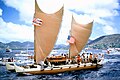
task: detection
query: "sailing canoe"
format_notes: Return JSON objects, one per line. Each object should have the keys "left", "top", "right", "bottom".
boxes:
{"left": 14, "top": 0, "right": 104, "bottom": 75}
{"left": 14, "top": 60, "right": 103, "bottom": 75}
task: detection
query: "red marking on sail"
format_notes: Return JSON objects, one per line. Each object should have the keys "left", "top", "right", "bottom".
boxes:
{"left": 32, "top": 18, "right": 43, "bottom": 26}
{"left": 67, "top": 36, "right": 75, "bottom": 44}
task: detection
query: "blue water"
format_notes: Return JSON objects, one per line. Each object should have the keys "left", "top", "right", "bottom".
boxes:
{"left": 0, "top": 50, "right": 120, "bottom": 80}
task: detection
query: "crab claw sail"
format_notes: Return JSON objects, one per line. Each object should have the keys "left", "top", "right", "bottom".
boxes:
{"left": 70, "top": 16, "right": 93, "bottom": 57}
{"left": 34, "top": 0, "right": 63, "bottom": 64}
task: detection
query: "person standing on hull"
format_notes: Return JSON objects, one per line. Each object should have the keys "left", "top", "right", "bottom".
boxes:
{"left": 93, "top": 54, "right": 98, "bottom": 64}
{"left": 77, "top": 54, "right": 81, "bottom": 65}
{"left": 89, "top": 53, "right": 93, "bottom": 62}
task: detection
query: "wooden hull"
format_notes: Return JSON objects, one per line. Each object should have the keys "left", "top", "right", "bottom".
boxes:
{"left": 14, "top": 60, "right": 103, "bottom": 75}
{"left": 6, "top": 62, "right": 15, "bottom": 71}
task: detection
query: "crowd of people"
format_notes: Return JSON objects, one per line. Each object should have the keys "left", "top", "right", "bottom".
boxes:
{"left": 44, "top": 52, "right": 104, "bottom": 66}
{"left": 75, "top": 53, "right": 104, "bottom": 65}
{"left": 2, "top": 57, "right": 14, "bottom": 62}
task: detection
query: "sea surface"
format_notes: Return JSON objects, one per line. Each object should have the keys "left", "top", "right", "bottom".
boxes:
{"left": 0, "top": 49, "right": 120, "bottom": 80}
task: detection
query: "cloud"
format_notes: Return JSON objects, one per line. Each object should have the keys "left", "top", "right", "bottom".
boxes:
{"left": 3, "top": 0, "right": 35, "bottom": 24}
{"left": 3, "top": 0, "right": 64, "bottom": 24}
{"left": 1, "top": 0, "right": 120, "bottom": 44}
{"left": 64, "top": 0, "right": 120, "bottom": 41}
{"left": 103, "top": 25, "right": 118, "bottom": 35}
{"left": 3, "top": 0, "right": 119, "bottom": 25}
{"left": 0, "top": 8, "right": 2, "bottom": 16}
{"left": 65, "top": 0, "right": 119, "bottom": 22}
{"left": 0, "top": 17, "right": 34, "bottom": 43}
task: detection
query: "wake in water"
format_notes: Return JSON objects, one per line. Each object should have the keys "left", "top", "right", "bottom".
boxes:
{"left": 103, "top": 52, "right": 120, "bottom": 63}
{"left": 107, "top": 52, "right": 120, "bottom": 55}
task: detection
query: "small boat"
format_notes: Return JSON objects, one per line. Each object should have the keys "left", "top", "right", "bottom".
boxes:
{"left": 6, "top": 62, "right": 15, "bottom": 71}
{"left": 0, "top": 58, "right": 6, "bottom": 66}
{"left": 6, "top": 59, "right": 34, "bottom": 71}
{"left": 14, "top": 0, "right": 104, "bottom": 75}
{"left": 6, "top": 46, "right": 12, "bottom": 52}
{"left": 107, "top": 48, "right": 118, "bottom": 54}
{"left": 115, "top": 48, "right": 120, "bottom": 52}
{"left": 107, "top": 48, "right": 117, "bottom": 52}
{"left": 15, "top": 51, "right": 32, "bottom": 57}
{"left": 0, "top": 57, "right": 13, "bottom": 66}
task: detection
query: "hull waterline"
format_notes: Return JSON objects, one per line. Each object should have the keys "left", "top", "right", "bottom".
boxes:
{"left": 14, "top": 61, "right": 103, "bottom": 75}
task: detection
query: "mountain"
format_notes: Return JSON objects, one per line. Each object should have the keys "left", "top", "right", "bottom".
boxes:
{"left": 0, "top": 42, "right": 6, "bottom": 49}
{"left": 87, "top": 34, "right": 120, "bottom": 49}
{"left": 0, "top": 34, "right": 120, "bottom": 50}
{"left": 0, "top": 41, "right": 34, "bottom": 50}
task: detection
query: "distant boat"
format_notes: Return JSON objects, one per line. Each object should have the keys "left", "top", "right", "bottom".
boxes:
{"left": 14, "top": 0, "right": 104, "bottom": 75}
{"left": 0, "top": 58, "right": 6, "bottom": 65}
{"left": 6, "top": 46, "right": 12, "bottom": 52}
{"left": 0, "top": 57, "right": 14, "bottom": 66}
{"left": 6, "top": 48, "right": 33, "bottom": 71}
{"left": 107, "top": 47, "right": 118, "bottom": 54}
{"left": 15, "top": 51, "right": 32, "bottom": 57}
{"left": 6, "top": 59, "right": 34, "bottom": 71}
{"left": 115, "top": 48, "right": 120, "bottom": 52}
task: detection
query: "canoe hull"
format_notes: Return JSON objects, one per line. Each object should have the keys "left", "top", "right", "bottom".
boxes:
{"left": 14, "top": 61, "right": 103, "bottom": 75}
{"left": 6, "top": 62, "right": 15, "bottom": 71}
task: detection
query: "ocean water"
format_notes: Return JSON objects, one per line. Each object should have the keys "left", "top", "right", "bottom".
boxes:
{"left": 0, "top": 50, "right": 120, "bottom": 80}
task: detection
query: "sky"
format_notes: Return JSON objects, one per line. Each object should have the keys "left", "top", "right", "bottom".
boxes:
{"left": 0, "top": 0, "right": 120, "bottom": 44}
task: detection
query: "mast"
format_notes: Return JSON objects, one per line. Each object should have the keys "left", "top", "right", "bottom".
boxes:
{"left": 34, "top": 0, "right": 63, "bottom": 64}
{"left": 69, "top": 16, "right": 93, "bottom": 57}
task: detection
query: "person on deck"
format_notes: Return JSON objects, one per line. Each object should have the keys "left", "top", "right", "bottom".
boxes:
{"left": 93, "top": 54, "right": 98, "bottom": 64}
{"left": 86, "top": 53, "right": 89, "bottom": 62}
{"left": 81, "top": 53, "right": 85, "bottom": 63}
{"left": 39, "top": 61, "right": 46, "bottom": 70}
{"left": 98, "top": 53, "right": 104, "bottom": 62}
{"left": 11, "top": 57, "right": 14, "bottom": 62}
{"left": 89, "top": 53, "right": 93, "bottom": 62}
{"left": 8, "top": 58, "right": 11, "bottom": 62}
{"left": 77, "top": 54, "right": 81, "bottom": 65}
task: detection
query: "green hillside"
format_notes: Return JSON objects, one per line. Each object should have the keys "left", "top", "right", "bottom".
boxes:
{"left": 87, "top": 34, "right": 120, "bottom": 49}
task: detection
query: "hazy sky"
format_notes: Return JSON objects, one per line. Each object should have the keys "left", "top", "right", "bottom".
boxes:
{"left": 0, "top": 0, "right": 120, "bottom": 44}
